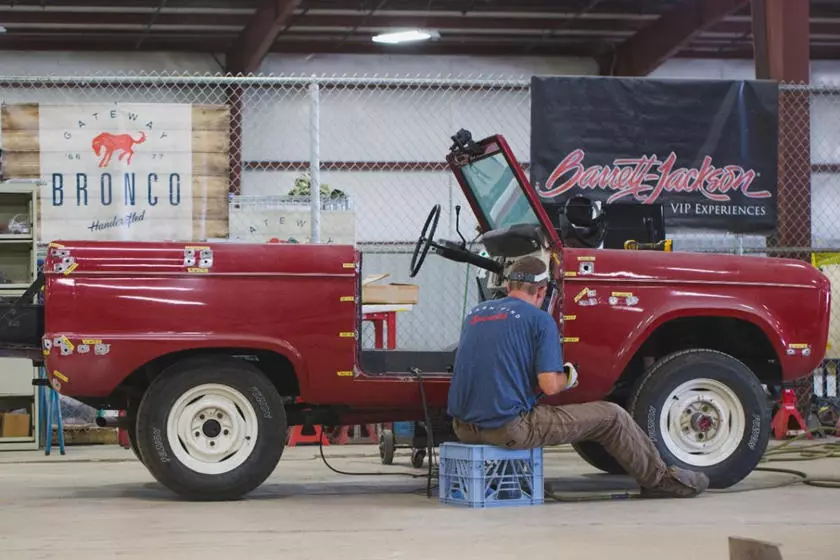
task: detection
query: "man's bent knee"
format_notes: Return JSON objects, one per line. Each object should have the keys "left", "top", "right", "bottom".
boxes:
{"left": 592, "top": 401, "right": 627, "bottom": 420}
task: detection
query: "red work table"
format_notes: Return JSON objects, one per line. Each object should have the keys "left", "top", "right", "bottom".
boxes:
{"left": 361, "top": 304, "right": 414, "bottom": 349}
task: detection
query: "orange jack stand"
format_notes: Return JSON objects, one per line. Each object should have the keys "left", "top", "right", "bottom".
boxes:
{"left": 287, "top": 424, "right": 329, "bottom": 447}
{"left": 332, "top": 424, "right": 379, "bottom": 445}
{"left": 117, "top": 410, "right": 131, "bottom": 449}
{"left": 772, "top": 388, "right": 813, "bottom": 440}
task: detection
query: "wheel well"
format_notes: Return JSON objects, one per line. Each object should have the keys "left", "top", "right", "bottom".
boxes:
{"left": 109, "top": 347, "right": 300, "bottom": 409}
{"left": 611, "top": 316, "right": 781, "bottom": 402}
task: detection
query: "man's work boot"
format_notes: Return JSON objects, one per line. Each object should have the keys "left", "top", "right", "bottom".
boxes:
{"left": 640, "top": 466, "right": 710, "bottom": 499}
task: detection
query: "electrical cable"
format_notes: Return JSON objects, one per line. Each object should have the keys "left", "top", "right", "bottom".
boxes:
{"left": 316, "top": 367, "right": 439, "bottom": 497}
{"left": 412, "top": 367, "right": 437, "bottom": 498}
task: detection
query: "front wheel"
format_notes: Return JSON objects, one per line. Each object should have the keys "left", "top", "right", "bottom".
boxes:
{"left": 628, "top": 349, "right": 770, "bottom": 489}
{"left": 135, "top": 356, "right": 287, "bottom": 501}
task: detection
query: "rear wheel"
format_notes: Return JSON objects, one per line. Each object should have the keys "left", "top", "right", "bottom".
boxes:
{"left": 135, "top": 356, "right": 287, "bottom": 501}
{"left": 126, "top": 400, "right": 142, "bottom": 464}
{"left": 628, "top": 349, "right": 770, "bottom": 489}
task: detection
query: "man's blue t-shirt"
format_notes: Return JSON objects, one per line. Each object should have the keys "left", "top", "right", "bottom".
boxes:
{"left": 447, "top": 296, "right": 564, "bottom": 429}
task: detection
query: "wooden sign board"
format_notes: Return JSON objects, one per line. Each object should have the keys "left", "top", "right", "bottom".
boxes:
{"left": 1, "top": 102, "right": 231, "bottom": 241}
{"left": 228, "top": 207, "right": 356, "bottom": 245}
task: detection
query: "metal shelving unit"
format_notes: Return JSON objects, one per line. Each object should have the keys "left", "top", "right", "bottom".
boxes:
{"left": 0, "top": 181, "right": 40, "bottom": 451}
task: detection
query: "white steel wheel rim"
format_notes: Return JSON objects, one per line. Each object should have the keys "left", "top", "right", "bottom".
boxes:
{"left": 166, "top": 383, "right": 259, "bottom": 475}
{"left": 658, "top": 378, "right": 746, "bottom": 468}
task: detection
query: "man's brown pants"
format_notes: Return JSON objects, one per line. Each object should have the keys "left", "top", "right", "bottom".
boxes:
{"left": 452, "top": 402, "right": 668, "bottom": 489}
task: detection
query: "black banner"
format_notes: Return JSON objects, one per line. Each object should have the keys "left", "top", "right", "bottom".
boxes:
{"left": 530, "top": 76, "right": 779, "bottom": 232}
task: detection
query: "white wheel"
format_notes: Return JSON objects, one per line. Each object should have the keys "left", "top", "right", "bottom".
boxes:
{"left": 166, "top": 383, "right": 260, "bottom": 475}
{"left": 659, "top": 378, "right": 746, "bottom": 468}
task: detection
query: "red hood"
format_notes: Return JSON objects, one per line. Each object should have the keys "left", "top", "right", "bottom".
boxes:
{"left": 564, "top": 248, "right": 827, "bottom": 290}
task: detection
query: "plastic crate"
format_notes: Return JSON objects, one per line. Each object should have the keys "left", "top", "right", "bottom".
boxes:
{"left": 438, "top": 442, "right": 543, "bottom": 508}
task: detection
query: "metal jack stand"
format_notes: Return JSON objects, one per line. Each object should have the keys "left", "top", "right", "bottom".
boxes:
{"left": 38, "top": 367, "right": 65, "bottom": 455}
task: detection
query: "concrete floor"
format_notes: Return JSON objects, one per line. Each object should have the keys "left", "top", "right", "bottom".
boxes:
{"left": 0, "top": 443, "right": 838, "bottom": 560}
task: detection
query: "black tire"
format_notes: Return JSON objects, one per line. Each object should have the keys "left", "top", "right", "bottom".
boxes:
{"left": 125, "top": 400, "right": 143, "bottom": 464}
{"left": 411, "top": 448, "right": 426, "bottom": 469}
{"left": 572, "top": 441, "right": 626, "bottom": 475}
{"left": 135, "top": 356, "right": 287, "bottom": 501}
{"left": 628, "top": 349, "right": 770, "bottom": 489}
{"left": 379, "top": 429, "right": 395, "bottom": 465}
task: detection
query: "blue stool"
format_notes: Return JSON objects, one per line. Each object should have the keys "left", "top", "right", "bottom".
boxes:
{"left": 438, "top": 442, "right": 543, "bottom": 508}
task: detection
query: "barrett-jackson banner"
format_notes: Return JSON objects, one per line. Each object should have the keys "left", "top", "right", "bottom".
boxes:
{"left": 530, "top": 76, "right": 779, "bottom": 232}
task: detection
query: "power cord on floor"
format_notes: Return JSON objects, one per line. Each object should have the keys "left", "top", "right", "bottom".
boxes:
{"left": 316, "top": 367, "right": 439, "bottom": 497}
{"left": 411, "top": 367, "right": 437, "bottom": 498}
{"left": 544, "top": 426, "right": 840, "bottom": 502}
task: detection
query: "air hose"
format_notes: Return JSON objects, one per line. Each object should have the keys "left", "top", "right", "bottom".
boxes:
{"left": 544, "top": 426, "right": 840, "bottom": 502}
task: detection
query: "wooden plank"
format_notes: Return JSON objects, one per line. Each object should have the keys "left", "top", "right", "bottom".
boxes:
{"left": 4, "top": 103, "right": 230, "bottom": 132}
{"left": 5, "top": 103, "right": 229, "bottom": 126}
{"left": 729, "top": 537, "right": 783, "bottom": 560}
{"left": 196, "top": 219, "right": 229, "bottom": 240}
{"left": 192, "top": 105, "right": 231, "bottom": 131}
{"left": 4, "top": 152, "right": 229, "bottom": 178}
{"left": 192, "top": 130, "right": 230, "bottom": 154}
{"left": 3, "top": 152, "right": 40, "bottom": 178}
{"left": 2, "top": 103, "right": 38, "bottom": 131}
{"left": 6, "top": 130, "right": 229, "bottom": 154}
{"left": 193, "top": 152, "right": 230, "bottom": 176}
{"left": 55, "top": 425, "right": 119, "bottom": 446}
{"left": 3, "top": 130, "right": 40, "bottom": 152}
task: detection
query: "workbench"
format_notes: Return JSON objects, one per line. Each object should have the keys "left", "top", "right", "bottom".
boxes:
{"left": 362, "top": 304, "right": 414, "bottom": 350}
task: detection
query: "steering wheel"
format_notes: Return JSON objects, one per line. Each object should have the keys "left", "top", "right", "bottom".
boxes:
{"left": 410, "top": 204, "right": 441, "bottom": 278}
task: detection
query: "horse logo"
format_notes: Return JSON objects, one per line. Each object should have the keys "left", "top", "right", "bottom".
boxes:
{"left": 91, "top": 131, "right": 147, "bottom": 168}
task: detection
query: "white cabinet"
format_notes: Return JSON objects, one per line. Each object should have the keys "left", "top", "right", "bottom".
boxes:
{"left": 0, "top": 182, "right": 40, "bottom": 450}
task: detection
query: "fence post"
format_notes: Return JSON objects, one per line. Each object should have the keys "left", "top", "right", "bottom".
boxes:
{"left": 309, "top": 81, "right": 321, "bottom": 243}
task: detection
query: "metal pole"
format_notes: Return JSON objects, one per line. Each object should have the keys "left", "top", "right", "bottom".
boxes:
{"left": 309, "top": 81, "right": 321, "bottom": 243}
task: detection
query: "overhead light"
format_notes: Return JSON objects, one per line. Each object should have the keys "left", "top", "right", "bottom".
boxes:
{"left": 0, "top": 26, "right": 7, "bottom": 34}
{"left": 372, "top": 29, "right": 437, "bottom": 44}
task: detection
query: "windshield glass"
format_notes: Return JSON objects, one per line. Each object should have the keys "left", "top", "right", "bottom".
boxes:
{"left": 461, "top": 152, "right": 541, "bottom": 230}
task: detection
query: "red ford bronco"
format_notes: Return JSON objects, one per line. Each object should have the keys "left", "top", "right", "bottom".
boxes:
{"left": 0, "top": 130, "right": 830, "bottom": 501}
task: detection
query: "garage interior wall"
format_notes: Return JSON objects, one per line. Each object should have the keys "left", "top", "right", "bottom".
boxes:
{"left": 0, "top": 52, "right": 837, "bottom": 350}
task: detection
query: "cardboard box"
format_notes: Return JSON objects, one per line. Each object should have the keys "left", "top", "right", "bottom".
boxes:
{"left": 362, "top": 274, "right": 419, "bottom": 304}
{"left": 0, "top": 412, "right": 30, "bottom": 438}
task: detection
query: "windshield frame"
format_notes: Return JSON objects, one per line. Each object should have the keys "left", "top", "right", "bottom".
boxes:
{"left": 446, "top": 133, "right": 561, "bottom": 248}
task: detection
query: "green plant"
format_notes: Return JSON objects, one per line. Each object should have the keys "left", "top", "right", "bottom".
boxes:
{"left": 288, "top": 174, "right": 346, "bottom": 199}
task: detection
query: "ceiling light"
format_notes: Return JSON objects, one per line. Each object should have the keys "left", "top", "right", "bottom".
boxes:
{"left": 372, "top": 29, "right": 437, "bottom": 44}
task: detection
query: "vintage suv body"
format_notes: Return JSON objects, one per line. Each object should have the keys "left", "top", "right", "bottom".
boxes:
{"left": 0, "top": 130, "right": 830, "bottom": 501}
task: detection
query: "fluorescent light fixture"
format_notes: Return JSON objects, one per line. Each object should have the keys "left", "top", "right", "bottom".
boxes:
{"left": 372, "top": 29, "right": 437, "bottom": 44}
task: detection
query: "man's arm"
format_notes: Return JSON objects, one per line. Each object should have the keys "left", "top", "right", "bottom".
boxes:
{"left": 533, "top": 313, "right": 578, "bottom": 396}
{"left": 537, "top": 364, "right": 578, "bottom": 396}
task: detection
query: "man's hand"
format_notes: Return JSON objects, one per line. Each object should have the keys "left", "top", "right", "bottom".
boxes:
{"left": 563, "top": 362, "right": 579, "bottom": 390}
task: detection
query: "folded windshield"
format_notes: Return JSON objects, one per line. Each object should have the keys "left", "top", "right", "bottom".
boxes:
{"left": 460, "top": 151, "right": 541, "bottom": 231}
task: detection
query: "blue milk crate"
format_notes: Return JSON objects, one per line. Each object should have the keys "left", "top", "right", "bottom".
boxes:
{"left": 438, "top": 442, "right": 544, "bottom": 508}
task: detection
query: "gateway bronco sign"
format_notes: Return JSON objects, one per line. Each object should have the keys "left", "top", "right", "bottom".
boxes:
{"left": 530, "top": 77, "right": 779, "bottom": 232}
{"left": 39, "top": 102, "right": 194, "bottom": 242}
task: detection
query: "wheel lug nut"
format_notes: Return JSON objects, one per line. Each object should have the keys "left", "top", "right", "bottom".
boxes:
{"left": 194, "top": 431, "right": 200, "bottom": 437}
{"left": 199, "top": 414, "right": 205, "bottom": 420}
{"left": 223, "top": 429, "right": 229, "bottom": 436}
{"left": 217, "top": 413, "right": 223, "bottom": 419}
{"left": 210, "top": 441, "right": 215, "bottom": 447}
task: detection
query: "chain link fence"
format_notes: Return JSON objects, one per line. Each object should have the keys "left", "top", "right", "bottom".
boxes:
{"left": 0, "top": 73, "right": 837, "bottom": 412}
